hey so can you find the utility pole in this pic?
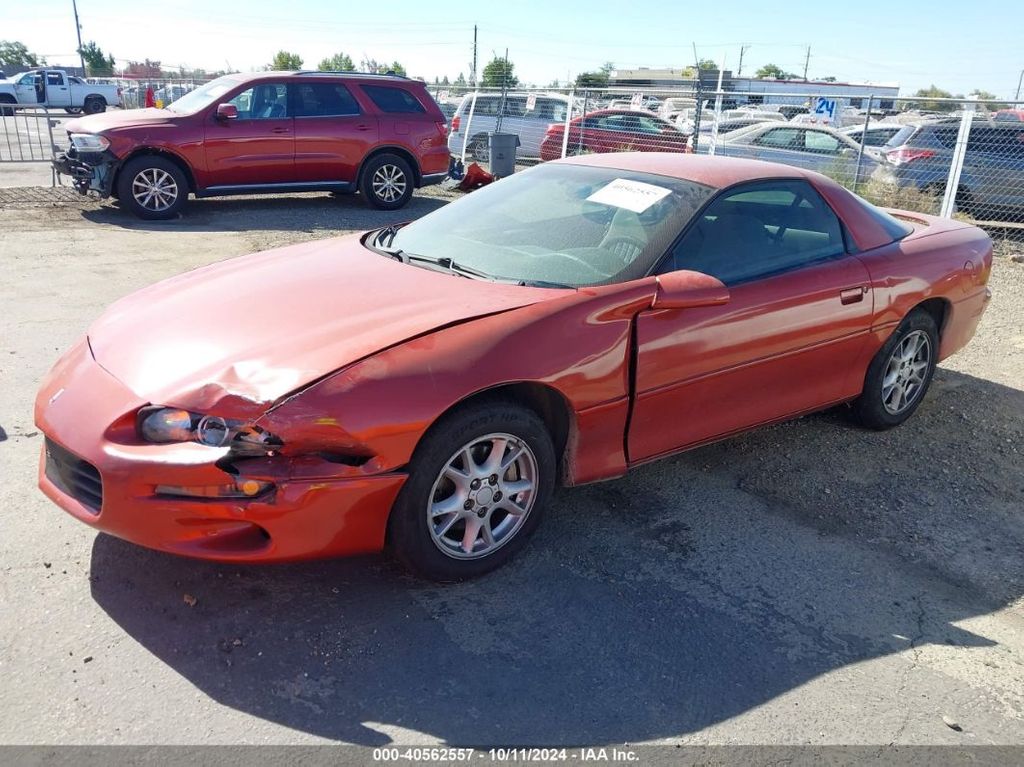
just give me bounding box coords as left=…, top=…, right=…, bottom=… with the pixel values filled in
left=737, top=44, right=750, bottom=77
left=1016, top=68, right=1023, bottom=102
left=72, top=0, right=86, bottom=75
left=803, top=45, right=811, bottom=81
left=471, top=25, right=478, bottom=86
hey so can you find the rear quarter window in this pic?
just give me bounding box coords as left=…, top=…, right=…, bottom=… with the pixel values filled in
left=361, top=85, right=426, bottom=114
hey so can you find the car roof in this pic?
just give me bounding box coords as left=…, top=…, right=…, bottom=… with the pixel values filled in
left=558, top=152, right=823, bottom=189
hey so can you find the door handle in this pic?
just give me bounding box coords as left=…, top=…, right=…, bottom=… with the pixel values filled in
left=840, top=286, right=868, bottom=305
left=356, top=124, right=370, bottom=131
left=271, top=127, right=290, bottom=134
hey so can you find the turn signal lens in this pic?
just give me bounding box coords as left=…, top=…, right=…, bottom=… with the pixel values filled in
left=155, top=480, right=273, bottom=499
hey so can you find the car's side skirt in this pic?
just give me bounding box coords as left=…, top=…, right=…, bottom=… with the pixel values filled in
left=197, top=180, right=357, bottom=198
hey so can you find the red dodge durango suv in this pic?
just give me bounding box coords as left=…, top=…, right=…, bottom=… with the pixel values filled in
left=53, top=71, right=451, bottom=219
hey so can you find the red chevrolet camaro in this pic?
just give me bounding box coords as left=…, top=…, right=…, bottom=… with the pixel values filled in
left=35, top=154, right=993, bottom=580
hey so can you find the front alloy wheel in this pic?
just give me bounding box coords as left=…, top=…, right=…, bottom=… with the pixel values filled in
left=117, top=156, right=188, bottom=220
left=131, top=168, right=179, bottom=214
left=428, top=433, right=539, bottom=559
left=387, top=401, right=555, bottom=581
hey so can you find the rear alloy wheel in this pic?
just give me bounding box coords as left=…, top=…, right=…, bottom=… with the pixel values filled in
left=360, top=153, right=414, bottom=210
left=117, top=156, right=188, bottom=220
left=83, top=96, right=106, bottom=115
left=852, top=309, right=938, bottom=430
left=388, top=402, right=555, bottom=581
left=64, top=107, right=83, bottom=115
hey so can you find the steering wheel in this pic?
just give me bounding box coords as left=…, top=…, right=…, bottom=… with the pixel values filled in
left=601, top=235, right=647, bottom=266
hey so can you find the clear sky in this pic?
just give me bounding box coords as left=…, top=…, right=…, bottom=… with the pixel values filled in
left=5, top=0, right=1023, bottom=97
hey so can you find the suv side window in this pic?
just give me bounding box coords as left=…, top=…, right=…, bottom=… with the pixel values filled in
left=228, top=83, right=288, bottom=119
left=361, top=85, right=425, bottom=114
left=659, top=180, right=846, bottom=284
left=293, top=83, right=360, bottom=117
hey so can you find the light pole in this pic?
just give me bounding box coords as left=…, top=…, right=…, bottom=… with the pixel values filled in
left=1016, top=69, right=1023, bottom=102
left=72, top=0, right=85, bottom=75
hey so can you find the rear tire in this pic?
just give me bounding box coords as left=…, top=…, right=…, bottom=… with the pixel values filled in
left=117, top=156, right=188, bottom=220
left=64, top=107, right=83, bottom=115
left=0, top=97, right=15, bottom=117
left=83, top=96, right=105, bottom=115
left=359, top=153, right=414, bottom=210
left=851, top=309, right=938, bottom=430
left=387, top=401, right=556, bottom=581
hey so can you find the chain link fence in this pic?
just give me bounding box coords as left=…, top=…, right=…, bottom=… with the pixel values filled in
left=430, top=84, right=1024, bottom=226
left=117, top=78, right=213, bottom=109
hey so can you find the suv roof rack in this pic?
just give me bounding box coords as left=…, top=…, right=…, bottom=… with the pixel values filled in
left=293, top=70, right=409, bottom=80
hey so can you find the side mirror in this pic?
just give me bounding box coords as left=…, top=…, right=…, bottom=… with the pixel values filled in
left=215, top=103, right=238, bottom=121
left=652, top=270, right=730, bottom=310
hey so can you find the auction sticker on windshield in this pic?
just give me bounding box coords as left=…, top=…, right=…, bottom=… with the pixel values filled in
left=587, top=178, right=672, bottom=213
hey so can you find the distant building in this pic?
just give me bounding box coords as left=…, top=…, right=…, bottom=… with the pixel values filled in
left=609, top=67, right=900, bottom=110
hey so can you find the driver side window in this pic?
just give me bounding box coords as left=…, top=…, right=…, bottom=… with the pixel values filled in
left=227, top=83, right=288, bottom=119
left=659, top=180, right=846, bottom=285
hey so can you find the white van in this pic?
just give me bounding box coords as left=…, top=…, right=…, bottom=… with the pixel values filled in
left=448, top=92, right=571, bottom=160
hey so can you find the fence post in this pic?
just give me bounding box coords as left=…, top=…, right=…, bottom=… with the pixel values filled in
left=940, top=97, right=976, bottom=218
left=692, top=80, right=704, bottom=154
left=459, top=91, right=478, bottom=165
left=852, top=94, right=873, bottom=193
left=560, top=88, right=574, bottom=159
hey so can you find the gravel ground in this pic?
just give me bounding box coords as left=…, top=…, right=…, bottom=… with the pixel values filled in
left=1, top=187, right=1023, bottom=747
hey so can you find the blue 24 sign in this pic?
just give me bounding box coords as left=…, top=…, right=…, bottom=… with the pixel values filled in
left=814, top=96, right=838, bottom=121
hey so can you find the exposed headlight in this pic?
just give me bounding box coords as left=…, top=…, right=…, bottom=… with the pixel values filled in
left=138, top=406, right=281, bottom=455
left=69, top=133, right=110, bottom=152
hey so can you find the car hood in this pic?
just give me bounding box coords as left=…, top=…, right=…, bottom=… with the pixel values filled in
left=88, top=235, right=567, bottom=418
left=66, top=108, right=175, bottom=133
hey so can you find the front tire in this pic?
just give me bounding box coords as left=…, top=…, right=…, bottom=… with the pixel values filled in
left=0, top=97, right=15, bottom=117
left=360, top=153, right=414, bottom=210
left=852, top=309, right=938, bottom=430
left=388, top=401, right=556, bottom=581
left=117, top=156, right=188, bottom=220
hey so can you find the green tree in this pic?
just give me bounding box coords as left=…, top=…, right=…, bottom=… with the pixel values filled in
left=755, top=63, right=795, bottom=80
left=455, top=72, right=466, bottom=85
left=387, top=60, right=407, bottom=76
left=0, top=40, right=40, bottom=68
left=912, top=84, right=957, bottom=112
left=441, top=75, right=450, bottom=85
left=575, top=70, right=609, bottom=88
left=317, top=52, right=354, bottom=71
left=481, top=56, right=518, bottom=88
left=269, top=50, right=303, bottom=70
left=697, top=58, right=718, bottom=70
left=78, top=41, right=115, bottom=76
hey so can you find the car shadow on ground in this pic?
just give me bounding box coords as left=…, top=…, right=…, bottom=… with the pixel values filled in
left=78, top=192, right=452, bottom=234
left=88, top=368, right=1023, bottom=745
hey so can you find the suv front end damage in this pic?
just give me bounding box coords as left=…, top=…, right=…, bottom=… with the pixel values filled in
left=53, top=144, right=119, bottom=198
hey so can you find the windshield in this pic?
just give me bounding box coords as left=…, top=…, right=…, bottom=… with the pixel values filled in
left=387, top=163, right=715, bottom=287
left=165, top=75, right=243, bottom=114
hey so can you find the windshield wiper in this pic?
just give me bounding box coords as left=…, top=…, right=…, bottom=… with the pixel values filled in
left=406, top=254, right=495, bottom=281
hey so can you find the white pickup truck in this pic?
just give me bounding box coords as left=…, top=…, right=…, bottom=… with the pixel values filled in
left=0, top=69, right=122, bottom=116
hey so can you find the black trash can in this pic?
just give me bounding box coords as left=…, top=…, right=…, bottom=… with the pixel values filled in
left=488, top=132, right=520, bottom=177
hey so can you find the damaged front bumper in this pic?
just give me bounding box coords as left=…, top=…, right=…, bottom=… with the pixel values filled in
left=53, top=148, right=119, bottom=197
left=34, top=339, right=406, bottom=563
